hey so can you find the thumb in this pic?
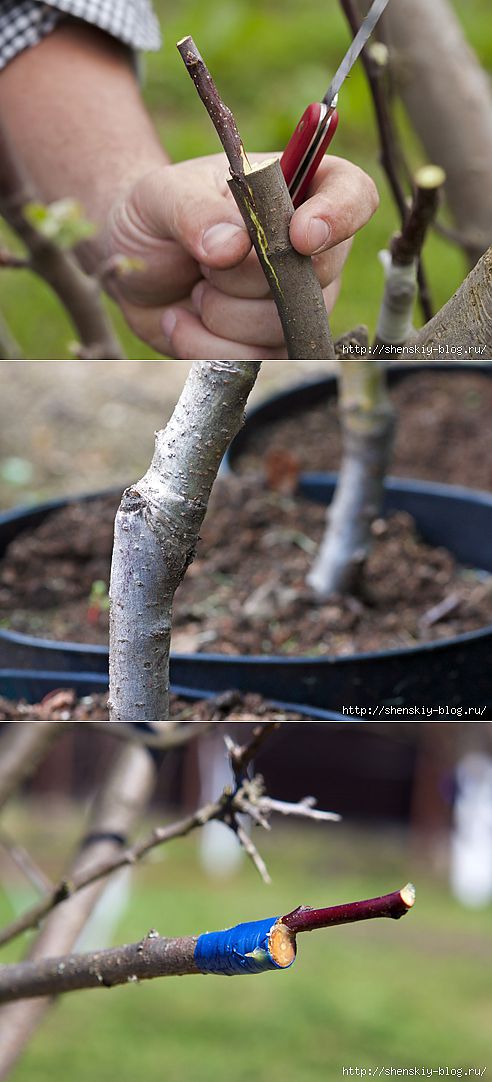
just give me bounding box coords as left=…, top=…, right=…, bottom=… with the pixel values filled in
left=137, top=162, right=252, bottom=269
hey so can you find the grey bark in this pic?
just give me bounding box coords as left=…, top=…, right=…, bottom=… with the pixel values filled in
left=0, top=741, right=159, bottom=1080
left=383, top=0, right=492, bottom=265
left=411, top=247, right=492, bottom=357
left=307, top=360, right=395, bottom=597
left=0, top=935, right=199, bottom=1003
left=109, top=360, right=261, bottom=722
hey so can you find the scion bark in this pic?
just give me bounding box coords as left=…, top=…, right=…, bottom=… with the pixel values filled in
left=374, top=166, right=445, bottom=354
left=178, top=37, right=335, bottom=359
left=307, top=360, right=395, bottom=598
left=109, top=361, right=261, bottom=722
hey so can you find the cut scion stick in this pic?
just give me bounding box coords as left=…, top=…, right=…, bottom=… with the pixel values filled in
left=177, top=37, right=250, bottom=177
left=391, top=166, right=446, bottom=267
left=281, top=883, right=416, bottom=934
left=177, top=33, right=336, bottom=361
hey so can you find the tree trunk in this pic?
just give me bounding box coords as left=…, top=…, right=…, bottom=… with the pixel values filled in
left=109, top=361, right=261, bottom=722
left=0, top=741, right=160, bottom=1079
left=307, top=360, right=394, bottom=598
left=383, top=0, right=492, bottom=265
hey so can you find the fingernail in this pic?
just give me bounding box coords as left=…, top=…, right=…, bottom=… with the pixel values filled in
left=202, top=222, right=246, bottom=256
left=192, top=280, right=205, bottom=313
left=161, top=309, right=177, bottom=340
left=307, top=218, right=331, bottom=253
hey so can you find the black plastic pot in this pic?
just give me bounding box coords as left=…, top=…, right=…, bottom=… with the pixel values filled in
left=0, top=478, right=491, bottom=717
left=0, top=671, right=351, bottom=721
left=224, top=362, right=492, bottom=476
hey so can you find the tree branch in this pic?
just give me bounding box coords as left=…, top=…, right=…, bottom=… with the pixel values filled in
left=0, top=884, right=415, bottom=1003
left=0, top=125, right=123, bottom=359
left=338, top=0, right=433, bottom=320
left=177, top=37, right=335, bottom=359
left=0, top=739, right=162, bottom=1079
left=374, top=165, right=445, bottom=353
left=411, top=246, right=492, bottom=357
left=0, top=723, right=66, bottom=815
left=0, top=752, right=338, bottom=950
left=383, top=0, right=492, bottom=267
left=282, top=883, right=416, bottom=932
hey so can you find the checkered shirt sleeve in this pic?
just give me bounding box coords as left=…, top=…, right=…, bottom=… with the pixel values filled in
left=0, top=1, right=161, bottom=70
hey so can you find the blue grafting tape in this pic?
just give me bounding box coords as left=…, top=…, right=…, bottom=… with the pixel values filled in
left=195, top=916, right=292, bottom=976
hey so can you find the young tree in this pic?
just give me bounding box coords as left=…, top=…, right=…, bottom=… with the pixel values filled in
left=1, top=4, right=491, bottom=719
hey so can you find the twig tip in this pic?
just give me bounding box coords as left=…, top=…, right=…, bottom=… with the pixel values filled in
left=400, top=882, right=416, bottom=909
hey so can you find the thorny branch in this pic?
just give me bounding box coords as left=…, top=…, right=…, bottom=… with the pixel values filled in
left=0, top=724, right=339, bottom=948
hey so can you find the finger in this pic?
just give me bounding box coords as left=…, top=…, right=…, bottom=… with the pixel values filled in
left=200, top=248, right=271, bottom=300
left=160, top=307, right=286, bottom=361
left=192, top=280, right=284, bottom=347
left=136, top=159, right=252, bottom=270
left=289, top=156, right=379, bottom=256
left=192, top=279, right=341, bottom=348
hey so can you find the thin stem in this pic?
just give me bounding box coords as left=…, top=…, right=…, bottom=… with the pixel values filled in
left=282, top=883, right=416, bottom=932
left=0, top=757, right=338, bottom=951
left=177, top=37, right=248, bottom=177
left=391, top=166, right=445, bottom=267
left=338, top=0, right=433, bottom=321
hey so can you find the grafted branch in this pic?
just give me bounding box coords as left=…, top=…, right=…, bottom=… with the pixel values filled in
left=0, top=883, right=415, bottom=1003
left=178, top=37, right=335, bottom=359
left=374, top=165, right=445, bottom=353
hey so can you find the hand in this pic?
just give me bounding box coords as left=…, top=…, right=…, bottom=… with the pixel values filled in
left=107, top=152, right=379, bottom=359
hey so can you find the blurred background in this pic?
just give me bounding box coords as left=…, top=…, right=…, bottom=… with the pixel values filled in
left=0, top=0, right=491, bottom=358
left=0, top=721, right=491, bottom=1081
left=0, top=359, right=335, bottom=510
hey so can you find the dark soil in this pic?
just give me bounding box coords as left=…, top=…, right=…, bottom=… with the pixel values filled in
left=1, top=476, right=491, bottom=657
left=0, top=688, right=305, bottom=721
left=235, top=370, right=492, bottom=490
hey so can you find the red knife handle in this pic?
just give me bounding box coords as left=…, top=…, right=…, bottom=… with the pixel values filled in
left=281, top=102, right=339, bottom=208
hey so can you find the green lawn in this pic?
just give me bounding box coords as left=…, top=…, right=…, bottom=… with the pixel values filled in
left=1, top=0, right=491, bottom=357
left=1, top=814, right=490, bottom=1081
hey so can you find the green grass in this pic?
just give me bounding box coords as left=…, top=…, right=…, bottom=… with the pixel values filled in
left=1, top=814, right=490, bottom=1081
left=1, top=0, right=491, bottom=357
